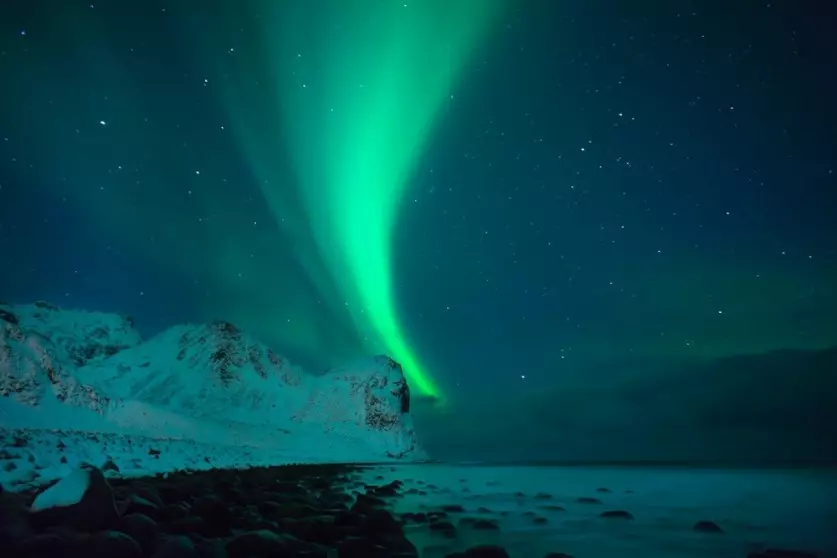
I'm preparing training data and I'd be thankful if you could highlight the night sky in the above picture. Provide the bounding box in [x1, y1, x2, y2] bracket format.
[1, 1, 836, 461]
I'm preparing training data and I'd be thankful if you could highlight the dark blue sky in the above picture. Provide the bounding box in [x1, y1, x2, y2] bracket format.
[1, 0, 835, 461]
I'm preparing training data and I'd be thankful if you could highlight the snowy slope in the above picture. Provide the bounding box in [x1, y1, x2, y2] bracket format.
[75, 320, 422, 457]
[0, 301, 138, 413]
[0, 301, 425, 489]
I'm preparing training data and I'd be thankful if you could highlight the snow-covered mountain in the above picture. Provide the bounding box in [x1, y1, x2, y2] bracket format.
[0, 301, 424, 488]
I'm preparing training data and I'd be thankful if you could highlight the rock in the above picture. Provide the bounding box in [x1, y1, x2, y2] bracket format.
[693, 520, 723, 533]
[600, 510, 634, 519]
[462, 545, 511, 558]
[539, 505, 565, 511]
[0, 488, 33, 547]
[166, 515, 212, 537]
[334, 510, 366, 528]
[472, 518, 500, 531]
[576, 497, 602, 504]
[117, 513, 159, 553]
[85, 530, 143, 558]
[194, 538, 228, 558]
[164, 502, 191, 520]
[533, 516, 548, 524]
[363, 508, 403, 536]
[429, 520, 457, 537]
[427, 511, 449, 522]
[543, 553, 574, 558]
[150, 535, 199, 558]
[747, 551, 819, 558]
[131, 483, 166, 508]
[534, 492, 553, 499]
[191, 495, 233, 535]
[119, 493, 164, 521]
[283, 515, 342, 545]
[440, 504, 466, 512]
[225, 529, 305, 558]
[29, 465, 119, 532]
[351, 493, 387, 514]
[337, 536, 391, 558]
[368, 480, 402, 497]
[14, 532, 82, 558]
[595, 487, 611, 493]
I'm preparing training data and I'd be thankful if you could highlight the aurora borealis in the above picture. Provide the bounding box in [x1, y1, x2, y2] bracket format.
[1, 0, 505, 401]
[2, 1, 837, 461]
[229, 0, 504, 399]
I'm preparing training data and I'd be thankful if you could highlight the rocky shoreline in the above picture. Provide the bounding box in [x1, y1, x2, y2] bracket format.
[0, 463, 822, 558]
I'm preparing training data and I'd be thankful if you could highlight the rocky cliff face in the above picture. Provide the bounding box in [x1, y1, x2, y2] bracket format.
[0, 302, 138, 413]
[0, 301, 424, 463]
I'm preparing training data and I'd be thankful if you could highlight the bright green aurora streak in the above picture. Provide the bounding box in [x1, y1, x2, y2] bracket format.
[247, 1, 504, 399]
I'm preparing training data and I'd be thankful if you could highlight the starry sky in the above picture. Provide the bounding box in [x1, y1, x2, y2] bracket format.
[1, 1, 836, 462]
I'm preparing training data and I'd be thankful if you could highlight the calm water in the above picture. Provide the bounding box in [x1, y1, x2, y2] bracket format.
[356, 463, 837, 558]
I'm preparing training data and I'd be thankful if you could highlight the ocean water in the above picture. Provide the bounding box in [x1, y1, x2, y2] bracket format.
[357, 463, 837, 558]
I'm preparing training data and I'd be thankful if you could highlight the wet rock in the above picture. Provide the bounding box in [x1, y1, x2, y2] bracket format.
[225, 529, 308, 558]
[747, 550, 818, 558]
[427, 510, 449, 523]
[132, 483, 166, 509]
[534, 492, 553, 499]
[191, 495, 233, 535]
[693, 520, 723, 533]
[401, 511, 428, 523]
[164, 502, 191, 520]
[334, 509, 366, 528]
[461, 545, 511, 558]
[29, 465, 119, 532]
[440, 504, 466, 512]
[363, 508, 403, 536]
[351, 493, 387, 514]
[429, 520, 457, 537]
[337, 536, 392, 558]
[576, 496, 602, 504]
[600, 510, 634, 519]
[595, 487, 611, 493]
[284, 515, 342, 545]
[120, 493, 164, 521]
[261, 501, 316, 520]
[472, 518, 500, 531]
[539, 504, 566, 511]
[0, 308, 19, 324]
[166, 515, 212, 537]
[533, 516, 548, 524]
[150, 535, 199, 558]
[193, 537, 228, 558]
[544, 553, 574, 558]
[116, 513, 159, 553]
[368, 480, 402, 497]
[85, 530, 143, 558]
[0, 488, 33, 547]
[14, 532, 83, 558]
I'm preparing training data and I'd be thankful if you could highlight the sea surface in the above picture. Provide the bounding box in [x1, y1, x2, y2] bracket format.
[356, 463, 837, 558]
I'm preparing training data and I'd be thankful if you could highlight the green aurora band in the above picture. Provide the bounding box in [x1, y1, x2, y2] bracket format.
[19, 1, 503, 401]
[237, 1, 504, 399]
